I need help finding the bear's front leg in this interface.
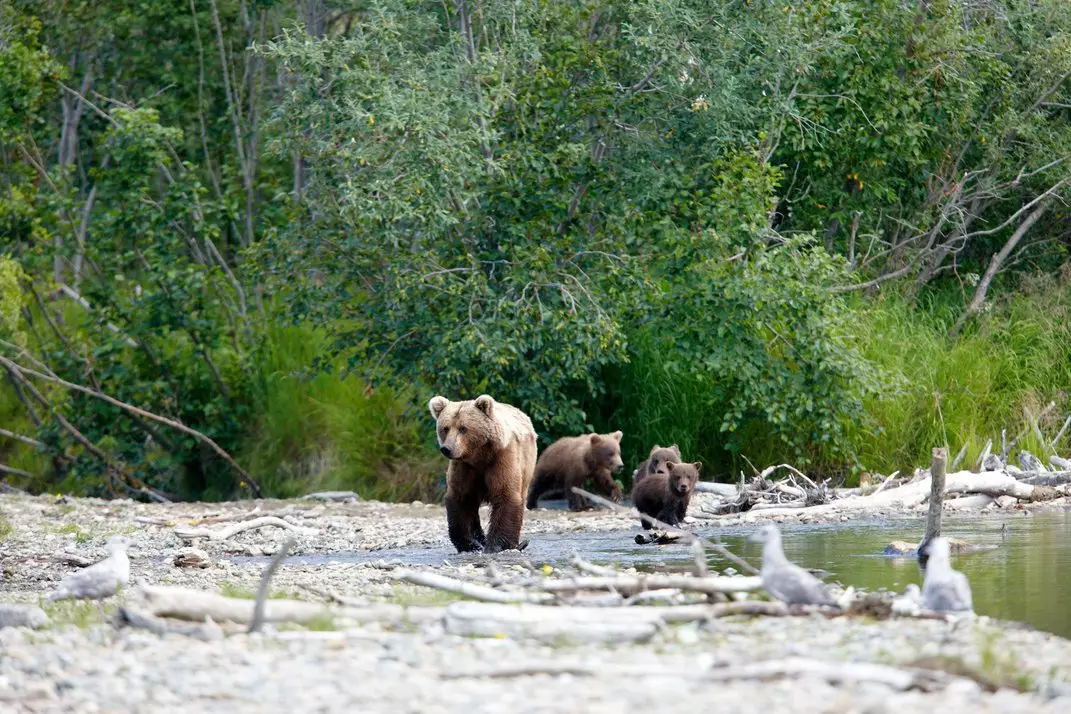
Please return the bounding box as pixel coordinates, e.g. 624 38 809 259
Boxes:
445 465 484 552
590 467 623 504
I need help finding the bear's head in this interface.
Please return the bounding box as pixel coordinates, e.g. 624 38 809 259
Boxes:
589 431 625 474
667 461 701 497
645 444 682 478
429 394 501 464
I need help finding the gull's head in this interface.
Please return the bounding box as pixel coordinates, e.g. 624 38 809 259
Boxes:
106 535 131 554
748 523 781 545
921 536 951 562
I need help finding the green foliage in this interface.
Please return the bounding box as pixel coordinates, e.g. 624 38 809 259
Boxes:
0 255 25 343
239 323 441 501
847 278 1071 478
3 0 1071 501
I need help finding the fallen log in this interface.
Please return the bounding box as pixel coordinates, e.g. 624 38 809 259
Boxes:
173 516 318 542
137 585 441 626
540 573 763 597
442 601 661 644
395 569 554 604
745 470 1068 518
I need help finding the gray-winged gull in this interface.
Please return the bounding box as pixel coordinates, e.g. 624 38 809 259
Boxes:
46 536 130 602
920 536 973 613
749 523 838 607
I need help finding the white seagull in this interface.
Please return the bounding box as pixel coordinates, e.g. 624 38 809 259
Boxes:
921 537 973 613
749 523 838 607
46 536 131 603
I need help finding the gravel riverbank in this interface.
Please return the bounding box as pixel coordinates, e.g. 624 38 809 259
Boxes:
2 491 1070 713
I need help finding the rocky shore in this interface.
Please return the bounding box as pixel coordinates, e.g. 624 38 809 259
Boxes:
2 491 1070 713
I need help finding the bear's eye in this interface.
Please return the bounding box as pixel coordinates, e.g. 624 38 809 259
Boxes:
651 460 658 469
459 426 468 435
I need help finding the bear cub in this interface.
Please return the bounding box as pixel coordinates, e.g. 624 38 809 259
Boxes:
526 431 624 511
630 460 701 529
631 443 682 485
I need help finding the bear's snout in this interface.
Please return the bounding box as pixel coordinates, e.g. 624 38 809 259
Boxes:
612 461 624 473
439 445 454 459
676 482 690 494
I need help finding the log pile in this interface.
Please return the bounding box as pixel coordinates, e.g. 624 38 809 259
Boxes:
696 448 1071 518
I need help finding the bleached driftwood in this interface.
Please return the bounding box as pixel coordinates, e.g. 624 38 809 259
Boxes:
570 554 618 576
395 569 554 604
115 606 222 640
173 516 318 542
301 491 360 502
945 494 995 510
540 573 763 597
744 470 1068 518
693 482 738 496
443 601 661 644
138 585 441 626
444 656 951 691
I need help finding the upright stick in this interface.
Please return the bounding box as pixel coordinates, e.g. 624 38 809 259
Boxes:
918 447 947 571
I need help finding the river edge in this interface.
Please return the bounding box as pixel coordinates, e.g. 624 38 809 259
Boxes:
2 491 1071 712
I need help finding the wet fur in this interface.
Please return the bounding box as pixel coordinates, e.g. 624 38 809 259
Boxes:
630 461 700 529
631 444 682 486
429 395 537 553
526 431 624 511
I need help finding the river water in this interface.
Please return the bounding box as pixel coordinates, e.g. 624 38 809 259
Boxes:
241 507 1071 639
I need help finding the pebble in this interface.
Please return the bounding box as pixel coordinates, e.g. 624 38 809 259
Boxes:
1 492 1070 712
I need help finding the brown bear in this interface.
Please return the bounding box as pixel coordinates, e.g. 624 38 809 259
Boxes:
631 444 682 485
630 461 700 529
429 394 538 553
525 431 625 511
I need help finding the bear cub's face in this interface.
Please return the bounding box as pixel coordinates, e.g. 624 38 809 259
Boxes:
646 444 682 478
590 432 625 473
667 461 701 497
429 394 497 462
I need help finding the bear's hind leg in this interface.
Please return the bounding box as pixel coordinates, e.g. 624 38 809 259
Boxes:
526 469 557 510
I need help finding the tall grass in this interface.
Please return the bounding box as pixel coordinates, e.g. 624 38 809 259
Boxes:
238 324 442 502
851 276 1071 479
606 275 1071 485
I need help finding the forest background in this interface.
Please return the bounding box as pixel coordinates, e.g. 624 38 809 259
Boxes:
1 0 1070 502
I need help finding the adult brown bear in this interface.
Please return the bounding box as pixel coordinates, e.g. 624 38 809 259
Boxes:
429 394 537 553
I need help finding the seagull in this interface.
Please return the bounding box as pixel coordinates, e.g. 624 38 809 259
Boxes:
46 536 131 603
749 523 839 607
920 536 973 613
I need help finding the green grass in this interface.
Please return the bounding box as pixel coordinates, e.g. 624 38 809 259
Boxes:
0 511 11 540
606 277 1071 485
848 281 1071 480
237 323 442 502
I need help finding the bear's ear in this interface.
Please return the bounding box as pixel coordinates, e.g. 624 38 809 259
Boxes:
649 444 661 455
473 394 495 417
611 430 623 443
590 434 602 445
669 444 681 457
429 396 449 419
664 461 679 470
692 461 702 472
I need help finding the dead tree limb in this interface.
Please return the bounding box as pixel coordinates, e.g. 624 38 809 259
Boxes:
250 535 296 634
571 487 759 575
174 516 317 542
0 355 263 496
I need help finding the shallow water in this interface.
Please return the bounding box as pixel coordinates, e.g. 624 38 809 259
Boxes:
234 507 1071 639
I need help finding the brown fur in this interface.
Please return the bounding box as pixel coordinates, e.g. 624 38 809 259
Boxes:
630 461 700 529
526 431 625 511
429 394 537 553
631 444 682 486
